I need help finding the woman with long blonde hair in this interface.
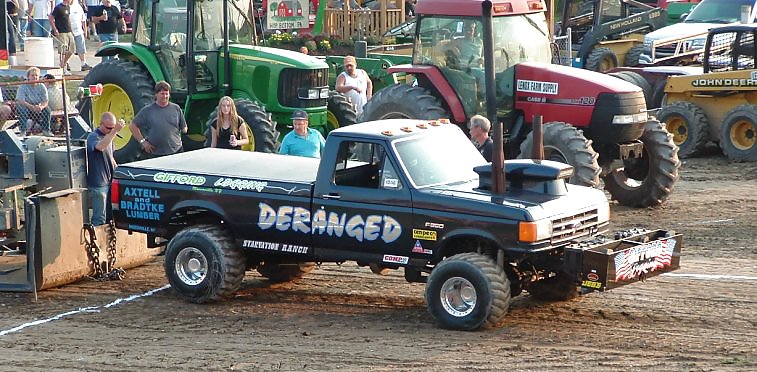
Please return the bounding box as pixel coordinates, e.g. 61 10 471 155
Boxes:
210 96 250 149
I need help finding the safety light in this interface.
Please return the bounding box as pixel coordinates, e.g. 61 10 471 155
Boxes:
110 179 120 210
612 111 648 124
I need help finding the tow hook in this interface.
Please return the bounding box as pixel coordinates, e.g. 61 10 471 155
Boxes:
618 140 644 160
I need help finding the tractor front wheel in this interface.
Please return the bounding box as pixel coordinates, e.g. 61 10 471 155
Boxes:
326 90 358 131
519 122 601 187
603 120 680 207
77 59 155 163
361 84 449 121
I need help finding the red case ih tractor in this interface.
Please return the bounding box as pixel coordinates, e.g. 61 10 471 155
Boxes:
361 0 680 208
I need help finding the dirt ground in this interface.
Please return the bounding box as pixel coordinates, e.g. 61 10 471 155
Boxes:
0 153 755 371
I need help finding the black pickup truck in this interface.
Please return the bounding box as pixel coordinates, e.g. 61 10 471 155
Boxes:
112 119 681 330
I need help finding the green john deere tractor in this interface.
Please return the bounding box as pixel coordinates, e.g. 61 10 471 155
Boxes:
79 0 356 163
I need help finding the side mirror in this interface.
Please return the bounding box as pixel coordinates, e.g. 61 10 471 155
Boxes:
679 13 689 21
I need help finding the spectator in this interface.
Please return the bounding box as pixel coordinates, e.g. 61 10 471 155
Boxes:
16 67 51 137
49 0 76 75
6 0 18 65
17 0 28 50
209 96 249 150
279 110 326 158
68 0 91 71
43 73 73 112
0 87 12 124
299 46 308 55
85 0 98 39
446 20 483 69
86 111 123 225
29 0 53 37
129 81 187 158
335 55 372 116
93 0 125 61
468 114 493 162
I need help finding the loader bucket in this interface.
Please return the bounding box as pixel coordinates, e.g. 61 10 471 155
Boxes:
0 189 159 292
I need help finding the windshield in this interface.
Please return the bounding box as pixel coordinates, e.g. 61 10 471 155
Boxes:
686 0 755 23
393 130 486 188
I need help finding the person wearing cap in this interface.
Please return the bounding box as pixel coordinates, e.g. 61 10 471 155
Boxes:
130 81 187 158
279 110 326 158
336 55 372 116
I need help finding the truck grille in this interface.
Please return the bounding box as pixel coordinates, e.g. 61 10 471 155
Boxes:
278 68 329 108
551 209 601 245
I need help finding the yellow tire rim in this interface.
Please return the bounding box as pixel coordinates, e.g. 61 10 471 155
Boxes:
91 84 136 150
665 116 688 147
326 110 339 133
729 119 756 151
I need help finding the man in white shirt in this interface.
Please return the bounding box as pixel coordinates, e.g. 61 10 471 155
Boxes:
29 0 54 37
68 0 91 71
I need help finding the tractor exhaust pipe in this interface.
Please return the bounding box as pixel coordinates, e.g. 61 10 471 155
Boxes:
532 115 544 160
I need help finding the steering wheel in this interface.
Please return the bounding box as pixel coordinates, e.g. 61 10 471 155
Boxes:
445 47 463 69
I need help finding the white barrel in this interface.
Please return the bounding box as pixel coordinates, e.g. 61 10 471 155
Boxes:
23 37 56 68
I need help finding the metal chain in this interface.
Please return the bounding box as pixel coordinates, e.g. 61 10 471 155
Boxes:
83 224 104 278
82 222 125 281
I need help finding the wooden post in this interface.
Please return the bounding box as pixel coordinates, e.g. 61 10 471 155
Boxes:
344 1 351 41
380 0 387 37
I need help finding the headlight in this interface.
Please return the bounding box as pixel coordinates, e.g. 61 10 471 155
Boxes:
612 111 648 124
519 219 553 243
597 202 610 224
643 39 652 47
320 88 330 99
298 88 327 100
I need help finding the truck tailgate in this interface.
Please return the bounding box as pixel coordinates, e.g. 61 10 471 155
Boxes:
564 229 682 291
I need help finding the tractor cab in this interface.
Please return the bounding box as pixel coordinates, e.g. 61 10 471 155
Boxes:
411 8 552 118
132 0 256 95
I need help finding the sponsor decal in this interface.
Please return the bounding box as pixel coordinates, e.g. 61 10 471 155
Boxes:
411 240 433 255
257 203 402 243
516 79 559 95
242 240 310 254
121 187 165 221
587 272 600 281
608 15 644 31
191 186 223 194
214 178 268 192
582 280 602 289
127 224 156 233
383 254 409 264
153 172 206 186
412 229 437 241
691 77 757 87
424 222 444 229
613 238 676 282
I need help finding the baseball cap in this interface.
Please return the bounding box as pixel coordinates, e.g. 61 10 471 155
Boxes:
291 110 308 120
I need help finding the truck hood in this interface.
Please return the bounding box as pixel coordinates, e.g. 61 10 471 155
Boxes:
415 181 609 222
644 22 723 42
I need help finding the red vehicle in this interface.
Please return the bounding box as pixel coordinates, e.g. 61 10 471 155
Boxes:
361 0 681 208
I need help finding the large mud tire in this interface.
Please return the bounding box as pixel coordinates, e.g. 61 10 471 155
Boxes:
519 122 601 187
164 224 245 303
361 84 448 121
528 273 579 302
205 99 278 152
585 47 618 72
77 59 155 163
657 101 710 158
425 253 510 331
257 262 316 283
719 104 757 162
603 120 680 207
624 44 645 67
326 90 358 131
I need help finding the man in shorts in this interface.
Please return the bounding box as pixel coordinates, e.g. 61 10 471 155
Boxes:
49 0 76 75
68 0 91 71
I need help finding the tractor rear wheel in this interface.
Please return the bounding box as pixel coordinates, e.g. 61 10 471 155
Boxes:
326 90 358 131
164 224 245 303
603 120 680 207
519 122 601 187
361 84 449 121
257 262 316 283
624 44 645 67
720 104 757 162
425 252 510 331
585 47 618 72
77 59 155 163
657 101 710 158
205 99 278 152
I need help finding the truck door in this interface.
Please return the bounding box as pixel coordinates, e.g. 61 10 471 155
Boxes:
312 140 414 263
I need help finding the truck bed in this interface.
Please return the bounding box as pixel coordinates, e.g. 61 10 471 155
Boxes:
123 148 321 184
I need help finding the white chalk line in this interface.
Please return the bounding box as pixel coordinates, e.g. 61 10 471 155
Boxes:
0 284 171 337
2 272 756 337
662 273 757 281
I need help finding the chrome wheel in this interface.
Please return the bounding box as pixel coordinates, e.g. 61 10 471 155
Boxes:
175 247 208 286
440 276 477 317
